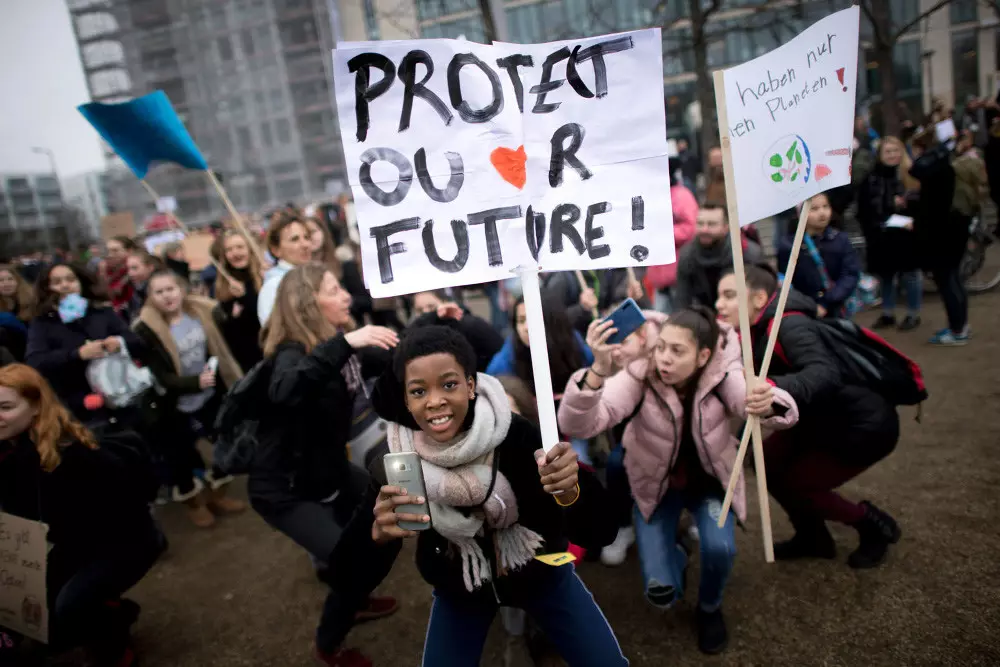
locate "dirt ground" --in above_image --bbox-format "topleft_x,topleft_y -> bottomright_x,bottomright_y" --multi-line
123,289 -> 1000,667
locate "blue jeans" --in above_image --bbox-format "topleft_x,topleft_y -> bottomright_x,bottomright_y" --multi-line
606,444 -> 634,527
633,490 -> 736,612
932,267 -> 968,332
881,270 -> 922,316
422,564 -> 628,666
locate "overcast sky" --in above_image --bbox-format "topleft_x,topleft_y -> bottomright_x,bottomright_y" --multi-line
0,0 -> 104,177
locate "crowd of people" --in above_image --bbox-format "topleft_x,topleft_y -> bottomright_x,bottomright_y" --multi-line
0,99 -> 992,667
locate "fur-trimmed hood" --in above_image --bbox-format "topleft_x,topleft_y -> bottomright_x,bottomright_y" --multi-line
134,295 -> 242,388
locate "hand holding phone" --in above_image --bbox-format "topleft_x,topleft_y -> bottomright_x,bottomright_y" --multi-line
602,298 -> 646,346
380,452 -> 432,537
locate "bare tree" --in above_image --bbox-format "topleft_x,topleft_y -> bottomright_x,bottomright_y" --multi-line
858,0 -> 954,136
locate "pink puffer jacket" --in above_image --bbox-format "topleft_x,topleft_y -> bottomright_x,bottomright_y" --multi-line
558,324 -> 799,523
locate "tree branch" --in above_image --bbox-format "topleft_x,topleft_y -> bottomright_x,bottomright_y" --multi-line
857,0 -> 888,46
894,0 -> 953,40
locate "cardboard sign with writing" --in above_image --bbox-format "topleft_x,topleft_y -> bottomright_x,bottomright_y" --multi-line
719,6 -> 859,224
332,30 -> 674,297
0,512 -> 49,643
100,212 -> 136,241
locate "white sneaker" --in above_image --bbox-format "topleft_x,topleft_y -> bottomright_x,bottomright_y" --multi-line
601,526 -> 635,566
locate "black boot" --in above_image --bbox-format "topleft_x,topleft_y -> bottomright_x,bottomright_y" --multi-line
774,520 -> 836,561
697,607 -> 728,655
849,503 -> 898,569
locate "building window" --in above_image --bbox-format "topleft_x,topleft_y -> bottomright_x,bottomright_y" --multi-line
237,126 -> 253,152
950,0 -> 978,24
261,122 -> 273,146
218,37 -> 234,62
416,0 -> 477,22
270,89 -> 286,112
952,29 -> 979,105
241,30 -> 255,56
275,118 -> 292,143
890,0 -> 919,34
276,178 -> 303,199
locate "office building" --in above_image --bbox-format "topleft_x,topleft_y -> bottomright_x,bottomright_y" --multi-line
61,170 -> 112,240
67,0 -> 350,226
0,174 -> 72,255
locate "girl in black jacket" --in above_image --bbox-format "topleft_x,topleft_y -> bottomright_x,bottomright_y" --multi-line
211,230 -> 265,371
25,263 -> 145,425
0,364 -> 162,666
250,262 -> 402,667
133,269 -> 246,528
364,325 -> 625,667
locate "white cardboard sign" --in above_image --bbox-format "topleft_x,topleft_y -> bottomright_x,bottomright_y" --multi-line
0,512 -> 49,643
333,30 -> 674,298
720,6 -> 860,224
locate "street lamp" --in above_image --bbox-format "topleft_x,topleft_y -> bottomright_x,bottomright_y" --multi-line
31,146 -> 59,251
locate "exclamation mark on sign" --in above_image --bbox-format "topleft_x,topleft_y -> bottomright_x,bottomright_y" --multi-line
836,68 -> 847,92
630,196 -> 648,262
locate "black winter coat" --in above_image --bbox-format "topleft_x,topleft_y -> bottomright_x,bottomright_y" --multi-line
408,311 -> 505,373
25,306 -> 145,422
910,145 -> 960,271
216,282 -> 263,372
856,162 -> 919,275
247,335 -> 373,509
749,289 -> 898,463
338,414 -> 616,608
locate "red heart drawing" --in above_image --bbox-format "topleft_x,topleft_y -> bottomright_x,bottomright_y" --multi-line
490,145 -> 527,190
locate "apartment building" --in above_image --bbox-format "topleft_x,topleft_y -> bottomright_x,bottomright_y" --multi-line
67,0 -> 349,226
0,174 -> 71,255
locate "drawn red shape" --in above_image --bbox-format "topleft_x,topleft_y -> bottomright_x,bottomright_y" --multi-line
815,163 -> 833,180
836,67 -> 847,92
490,145 -> 527,189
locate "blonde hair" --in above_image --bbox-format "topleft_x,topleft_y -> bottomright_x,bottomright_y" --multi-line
0,265 -> 36,320
879,136 -> 920,192
305,217 -> 342,279
212,230 -> 264,302
261,262 -> 344,358
0,364 -> 98,472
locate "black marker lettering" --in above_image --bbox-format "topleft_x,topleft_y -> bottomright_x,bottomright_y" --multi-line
525,205 -> 546,261
566,36 -> 634,99
414,148 -> 464,203
584,202 -> 611,260
422,219 -> 469,273
347,53 -> 395,142
549,203 -> 584,255
370,217 -> 420,283
496,54 -> 534,113
359,147 -> 412,207
467,206 -> 521,266
549,123 -> 592,187
398,50 -> 453,132
447,53 -> 503,123
630,245 -> 649,262
530,47 -> 570,113
631,195 -> 644,230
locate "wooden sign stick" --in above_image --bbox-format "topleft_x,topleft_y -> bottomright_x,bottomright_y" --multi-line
713,69 -> 773,562
575,270 -> 599,318
204,170 -> 268,268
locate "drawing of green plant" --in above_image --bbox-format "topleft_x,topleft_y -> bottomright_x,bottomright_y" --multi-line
769,139 -> 805,183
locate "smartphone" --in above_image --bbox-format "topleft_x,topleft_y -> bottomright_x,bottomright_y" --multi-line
602,298 -> 646,345
382,452 -> 432,531
206,356 -> 219,374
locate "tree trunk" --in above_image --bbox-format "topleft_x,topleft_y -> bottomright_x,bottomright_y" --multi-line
690,0 -> 717,163
870,0 -> 900,135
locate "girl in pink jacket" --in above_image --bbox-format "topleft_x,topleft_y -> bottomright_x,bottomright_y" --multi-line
558,307 -> 799,655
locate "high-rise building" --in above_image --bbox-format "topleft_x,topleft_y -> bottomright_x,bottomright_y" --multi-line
0,174 -> 73,255
67,0 -> 350,226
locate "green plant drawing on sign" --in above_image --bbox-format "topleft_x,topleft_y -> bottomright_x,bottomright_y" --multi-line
769,138 -> 807,184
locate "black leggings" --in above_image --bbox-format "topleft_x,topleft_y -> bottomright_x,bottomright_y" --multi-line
252,464 -> 400,653
151,394 -> 226,495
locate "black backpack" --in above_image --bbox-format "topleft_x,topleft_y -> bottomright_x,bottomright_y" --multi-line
768,313 -> 928,407
213,358 -> 275,475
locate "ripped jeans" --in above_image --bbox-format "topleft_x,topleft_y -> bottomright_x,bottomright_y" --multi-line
633,490 -> 736,612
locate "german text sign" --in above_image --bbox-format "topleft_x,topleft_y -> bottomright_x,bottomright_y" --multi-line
720,6 -> 859,224
0,512 -> 48,643
333,30 -> 674,298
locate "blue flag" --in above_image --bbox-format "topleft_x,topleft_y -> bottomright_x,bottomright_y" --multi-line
78,91 -> 208,178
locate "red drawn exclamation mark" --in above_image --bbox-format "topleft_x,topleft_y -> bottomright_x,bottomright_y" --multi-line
836,68 -> 847,92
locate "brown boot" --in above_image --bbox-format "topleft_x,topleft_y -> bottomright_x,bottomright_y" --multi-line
174,480 -> 215,528
204,471 -> 247,516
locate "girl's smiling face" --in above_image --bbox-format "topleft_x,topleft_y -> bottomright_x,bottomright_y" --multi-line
404,352 -> 476,443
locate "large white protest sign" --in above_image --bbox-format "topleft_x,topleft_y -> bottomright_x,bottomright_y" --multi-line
332,30 -> 673,298
719,6 -> 859,224
0,512 -> 49,643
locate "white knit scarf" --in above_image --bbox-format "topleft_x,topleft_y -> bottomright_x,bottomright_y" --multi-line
387,373 -> 544,592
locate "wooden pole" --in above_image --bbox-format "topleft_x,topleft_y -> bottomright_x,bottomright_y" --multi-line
139,180 -> 235,284
626,266 -> 644,300
713,69 -> 773,562
204,170 -> 268,267
575,270 -> 599,318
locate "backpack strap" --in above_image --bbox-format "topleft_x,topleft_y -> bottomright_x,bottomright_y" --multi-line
764,311 -> 806,368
